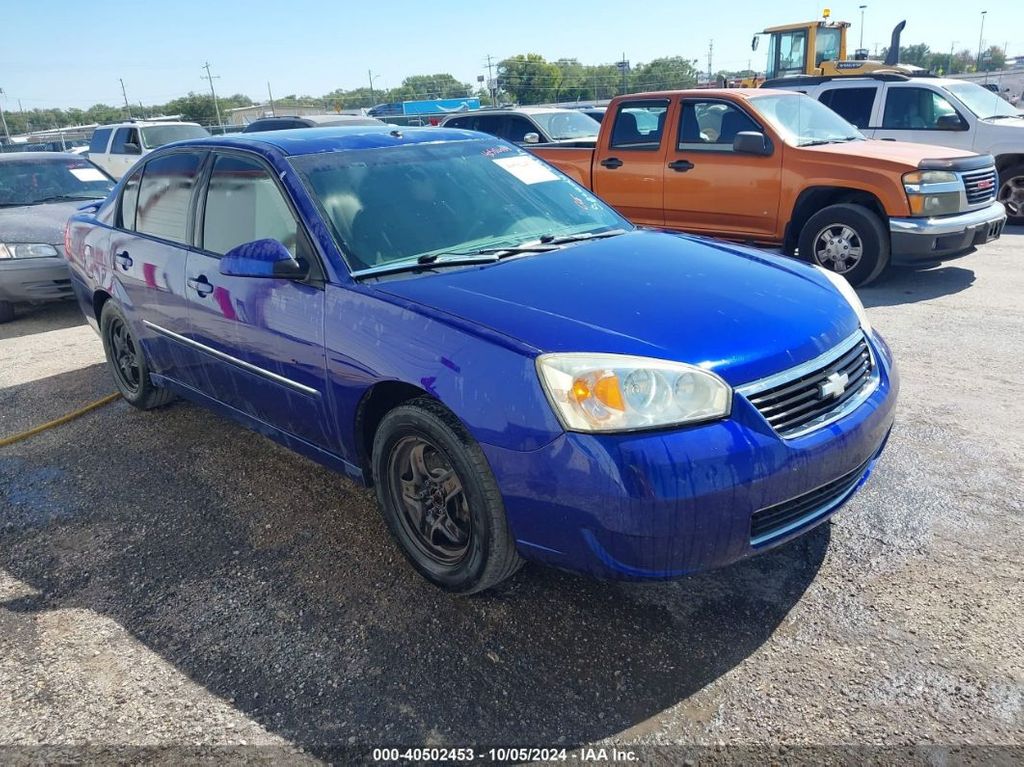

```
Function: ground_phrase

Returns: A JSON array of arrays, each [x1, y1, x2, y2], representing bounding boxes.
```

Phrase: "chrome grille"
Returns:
[[962, 168, 998, 206], [737, 331, 878, 439]]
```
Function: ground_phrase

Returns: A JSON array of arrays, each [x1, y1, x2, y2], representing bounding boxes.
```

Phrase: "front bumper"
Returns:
[[889, 201, 1006, 265], [0, 256, 74, 303], [483, 332, 899, 580]]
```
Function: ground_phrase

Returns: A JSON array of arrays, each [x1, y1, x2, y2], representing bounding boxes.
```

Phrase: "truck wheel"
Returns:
[[372, 396, 524, 594], [0, 301, 14, 324], [99, 301, 174, 410], [798, 203, 890, 287], [997, 163, 1024, 223]]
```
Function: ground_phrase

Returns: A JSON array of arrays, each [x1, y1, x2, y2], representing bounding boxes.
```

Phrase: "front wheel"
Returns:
[[997, 163, 1024, 223], [798, 203, 890, 287], [99, 302, 174, 410], [0, 301, 14, 324], [372, 397, 523, 594]]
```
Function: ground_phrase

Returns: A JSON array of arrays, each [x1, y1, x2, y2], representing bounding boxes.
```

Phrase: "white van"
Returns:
[[87, 121, 210, 179]]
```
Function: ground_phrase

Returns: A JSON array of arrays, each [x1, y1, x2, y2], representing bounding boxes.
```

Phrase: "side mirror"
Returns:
[[123, 142, 142, 155], [219, 238, 308, 280], [752, 35, 760, 52], [522, 132, 541, 144], [733, 131, 772, 156], [936, 114, 968, 131]]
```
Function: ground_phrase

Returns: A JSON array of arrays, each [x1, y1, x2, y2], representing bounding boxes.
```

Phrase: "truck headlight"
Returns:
[[536, 353, 732, 433], [0, 243, 60, 259], [903, 170, 961, 216], [815, 265, 872, 334]]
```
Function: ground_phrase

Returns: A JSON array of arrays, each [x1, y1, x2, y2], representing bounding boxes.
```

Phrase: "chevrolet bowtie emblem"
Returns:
[[819, 371, 849, 399]]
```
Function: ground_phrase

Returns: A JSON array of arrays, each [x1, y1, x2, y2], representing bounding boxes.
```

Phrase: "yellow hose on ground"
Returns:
[[0, 393, 121, 448]]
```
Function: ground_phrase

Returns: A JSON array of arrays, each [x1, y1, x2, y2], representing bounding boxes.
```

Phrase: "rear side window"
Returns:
[[881, 88, 960, 130], [201, 154, 299, 256], [89, 128, 112, 154], [135, 153, 203, 244], [610, 100, 669, 150], [819, 88, 876, 128], [119, 168, 143, 230], [677, 101, 759, 151], [473, 115, 504, 137]]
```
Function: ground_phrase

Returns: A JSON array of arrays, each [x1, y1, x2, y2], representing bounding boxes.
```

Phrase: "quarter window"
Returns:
[[202, 154, 299, 257], [678, 101, 760, 151], [609, 100, 669, 150], [135, 152, 203, 245], [882, 88, 960, 130], [819, 87, 876, 128]]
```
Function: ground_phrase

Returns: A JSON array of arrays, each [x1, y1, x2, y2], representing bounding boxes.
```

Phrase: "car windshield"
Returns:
[[0, 157, 114, 206], [531, 111, 601, 141], [752, 93, 865, 146], [290, 138, 628, 273], [140, 124, 210, 148], [944, 82, 1020, 118]]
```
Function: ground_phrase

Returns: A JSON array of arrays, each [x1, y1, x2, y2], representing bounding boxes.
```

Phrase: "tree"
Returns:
[[499, 54, 561, 105], [630, 57, 699, 92]]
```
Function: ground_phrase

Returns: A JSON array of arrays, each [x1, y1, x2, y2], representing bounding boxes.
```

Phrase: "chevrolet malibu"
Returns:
[[64, 127, 898, 593]]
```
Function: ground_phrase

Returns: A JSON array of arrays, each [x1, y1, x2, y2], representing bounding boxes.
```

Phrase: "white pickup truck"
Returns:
[[87, 121, 209, 179], [767, 74, 1024, 222]]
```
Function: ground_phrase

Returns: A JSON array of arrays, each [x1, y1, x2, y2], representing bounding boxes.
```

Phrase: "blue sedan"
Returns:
[[64, 126, 898, 593]]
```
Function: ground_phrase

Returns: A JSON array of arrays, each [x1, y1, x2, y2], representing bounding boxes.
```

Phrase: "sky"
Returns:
[[1, 0, 1019, 111]]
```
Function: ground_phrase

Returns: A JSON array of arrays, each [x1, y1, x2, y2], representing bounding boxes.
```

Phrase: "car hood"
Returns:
[[0, 200, 88, 246], [373, 231, 860, 386], [800, 138, 978, 168]]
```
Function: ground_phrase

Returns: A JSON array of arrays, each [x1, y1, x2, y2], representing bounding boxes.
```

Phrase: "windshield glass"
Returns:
[[290, 139, 628, 273], [944, 82, 1020, 118], [140, 124, 210, 148], [752, 93, 864, 146], [0, 157, 114, 206], [531, 111, 601, 141]]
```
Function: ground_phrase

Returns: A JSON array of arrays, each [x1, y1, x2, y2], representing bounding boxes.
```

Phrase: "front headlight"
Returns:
[[536, 353, 732, 433], [902, 170, 961, 216], [815, 265, 872, 334], [0, 243, 60, 260]]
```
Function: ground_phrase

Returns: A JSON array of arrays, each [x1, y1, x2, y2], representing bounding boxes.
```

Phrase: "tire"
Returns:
[[798, 203, 890, 287], [997, 163, 1024, 224], [99, 302, 174, 410], [372, 396, 524, 594], [0, 301, 14, 324]]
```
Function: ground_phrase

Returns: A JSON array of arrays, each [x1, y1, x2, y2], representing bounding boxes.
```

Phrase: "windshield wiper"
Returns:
[[353, 253, 498, 279], [537, 228, 628, 245], [29, 194, 104, 205], [981, 114, 1024, 120]]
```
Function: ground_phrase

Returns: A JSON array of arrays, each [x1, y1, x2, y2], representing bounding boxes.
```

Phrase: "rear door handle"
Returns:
[[600, 157, 623, 169], [187, 275, 214, 297], [668, 159, 695, 172], [114, 250, 133, 270]]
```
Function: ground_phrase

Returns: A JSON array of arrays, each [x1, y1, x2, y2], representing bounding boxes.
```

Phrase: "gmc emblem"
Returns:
[[977, 179, 995, 190]]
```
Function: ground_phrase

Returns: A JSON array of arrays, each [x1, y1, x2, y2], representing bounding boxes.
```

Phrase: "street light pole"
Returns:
[[859, 5, 867, 51], [949, 40, 958, 74], [976, 10, 987, 71]]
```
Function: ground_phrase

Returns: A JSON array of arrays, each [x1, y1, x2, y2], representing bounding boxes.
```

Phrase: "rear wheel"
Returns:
[[798, 203, 890, 287], [997, 163, 1024, 223], [99, 302, 174, 410], [372, 397, 523, 594], [0, 301, 14, 324]]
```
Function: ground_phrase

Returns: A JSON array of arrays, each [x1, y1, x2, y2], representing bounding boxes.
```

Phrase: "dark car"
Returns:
[[0, 153, 114, 322], [242, 114, 383, 133]]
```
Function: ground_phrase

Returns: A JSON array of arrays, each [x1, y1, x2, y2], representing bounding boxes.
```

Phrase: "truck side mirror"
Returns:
[[522, 132, 541, 144], [123, 142, 142, 155], [733, 131, 771, 156], [936, 114, 968, 131]]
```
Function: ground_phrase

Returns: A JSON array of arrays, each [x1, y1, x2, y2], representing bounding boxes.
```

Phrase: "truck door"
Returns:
[[662, 98, 782, 240], [872, 84, 974, 150], [592, 99, 670, 227]]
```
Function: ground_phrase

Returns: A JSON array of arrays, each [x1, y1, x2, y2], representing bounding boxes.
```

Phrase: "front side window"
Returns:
[[752, 93, 863, 146], [0, 157, 114, 207], [678, 101, 760, 150], [290, 139, 628, 272], [140, 124, 210, 149], [89, 128, 112, 155], [881, 88, 960, 130], [531, 111, 601, 141], [819, 87, 877, 129], [202, 154, 299, 256], [502, 116, 536, 143], [135, 152, 203, 244], [610, 100, 669, 150], [111, 128, 140, 154]]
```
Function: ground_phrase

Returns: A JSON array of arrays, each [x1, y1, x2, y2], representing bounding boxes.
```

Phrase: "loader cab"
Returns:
[[762, 20, 849, 80]]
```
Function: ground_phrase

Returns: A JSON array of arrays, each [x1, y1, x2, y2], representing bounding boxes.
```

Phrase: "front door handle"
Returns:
[[600, 157, 624, 169], [187, 275, 214, 297], [114, 250, 133, 270], [668, 159, 695, 172]]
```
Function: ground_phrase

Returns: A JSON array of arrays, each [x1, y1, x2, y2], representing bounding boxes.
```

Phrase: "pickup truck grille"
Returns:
[[737, 332, 878, 439], [962, 168, 998, 206]]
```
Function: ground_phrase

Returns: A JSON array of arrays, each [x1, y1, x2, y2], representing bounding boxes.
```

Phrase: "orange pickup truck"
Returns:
[[530, 89, 1007, 285]]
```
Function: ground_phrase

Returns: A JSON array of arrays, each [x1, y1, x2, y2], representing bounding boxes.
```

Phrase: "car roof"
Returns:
[[95, 121, 200, 128], [0, 151, 86, 163], [174, 125, 484, 156]]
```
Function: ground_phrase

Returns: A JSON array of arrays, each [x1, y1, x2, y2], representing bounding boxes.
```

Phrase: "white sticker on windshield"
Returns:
[[493, 155, 559, 184], [69, 167, 106, 182]]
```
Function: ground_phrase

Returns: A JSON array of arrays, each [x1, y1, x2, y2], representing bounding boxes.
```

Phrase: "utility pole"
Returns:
[[858, 5, 867, 51], [368, 70, 379, 106], [707, 39, 714, 84], [486, 54, 497, 105], [620, 52, 629, 95], [119, 78, 133, 119], [949, 41, 958, 74], [976, 10, 987, 71], [201, 61, 223, 131], [267, 82, 276, 116], [0, 88, 10, 143]]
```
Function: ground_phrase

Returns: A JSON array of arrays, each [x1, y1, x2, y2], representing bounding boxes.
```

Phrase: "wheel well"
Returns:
[[355, 381, 432, 485], [92, 290, 111, 324], [995, 154, 1024, 174], [784, 187, 887, 255]]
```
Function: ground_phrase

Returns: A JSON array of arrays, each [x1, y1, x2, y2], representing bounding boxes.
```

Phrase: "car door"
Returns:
[[592, 98, 671, 227], [662, 98, 783, 239], [108, 150, 205, 380], [871, 84, 974, 150], [185, 150, 334, 450]]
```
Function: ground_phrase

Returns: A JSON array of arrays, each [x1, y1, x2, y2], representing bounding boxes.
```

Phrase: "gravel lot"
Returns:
[[1, 230, 1022, 763]]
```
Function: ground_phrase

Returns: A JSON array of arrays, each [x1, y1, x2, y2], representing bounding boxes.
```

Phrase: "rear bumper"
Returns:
[[0, 257, 73, 303], [889, 202, 1006, 264]]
